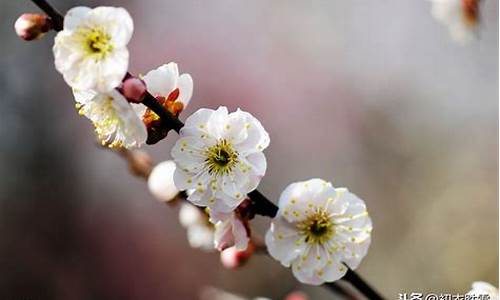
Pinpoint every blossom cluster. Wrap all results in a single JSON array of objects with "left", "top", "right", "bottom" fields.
[
  {"left": 15, "top": 0, "right": 494, "bottom": 295},
  {"left": 18, "top": 3, "right": 376, "bottom": 287},
  {"left": 52, "top": 6, "right": 193, "bottom": 148}
]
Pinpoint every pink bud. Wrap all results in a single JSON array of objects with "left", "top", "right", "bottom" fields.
[
  {"left": 220, "top": 244, "right": 255, "bottom": 269},
  {"left": 284, "top": 291, "right": 309, "bottom": 300},
  {"left": 14, "top": 13, "right": 52, "bottom": 41},
  {"left": 121, "top": 77, "right": 147, "bottom": 103}
]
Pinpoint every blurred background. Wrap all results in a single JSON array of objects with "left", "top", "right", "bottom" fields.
[{"left": 0, "top": 0, "right": 498, "bottom": 299}]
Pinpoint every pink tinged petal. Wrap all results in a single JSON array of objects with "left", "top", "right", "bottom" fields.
[
  {"left": 214, "top": 220, "right": 234, "bottom": 251},
  {"left": 231, "top": 218, "right": 249, "bottom": 251},
  {"left": 143, "top": 63, "right": 178, "bottom": 96},
  {"left": 63, "top": 6, "right": 91, "bottom": 31},
  {"left": 177, "top": 73, "right": 193, "bottom": 107}
]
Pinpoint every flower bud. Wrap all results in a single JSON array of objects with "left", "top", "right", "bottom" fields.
[
  {"left": 147, "top": 160, "right": 179, "bottom": 202},
  {"left": 125, "top": 149, "right": 153, "bottom": 178},
  {"left": 121, "top": 77, "right": 147, "bottom": 103},
  {"left": 14, "top": 13, "right": 52, "bottom": 41},
  {"left": 220, "top": 243, "right": 255, "bottom": 269},
  {"left": 284, "top": 292, "right": 309, "bottom": 300}
]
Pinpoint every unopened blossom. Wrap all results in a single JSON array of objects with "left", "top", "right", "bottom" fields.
[
  {"left": 73, "top": 89, "right": 147, "bottom": 148},
  {"left": 265, "top": 178, "right": 372, "bottom": 285},
  {"left": 15, "top": 13, "right": 52, "bottom": 41},
  {"left": 467, "top": 282, "right": 499, "bottom": 300},
  {"left": 53, "top": 6, "right": 133, "bottom": 92},
  {"left": 121, "top": 77, "right": 147, "bottom": 103},
  {"left": 147, "top": 160, "right": 179, "bottom": 202},
  {"left": 428, "top": 0, "right": 480, "bottom": 44},
  {"left": 143, "top": 62, "right": 193, "bottom": 116},
  {"left": 220, "top": 244, "right": 255, "bottom": 269},
  {"left": 172, "top": 106, "right": 269, "bottom": 212},
  {"left": 179, "top": 203, "right": 215, "bottom": 251},
  {"left": 210, "top": 209, "right": 249, "bottom": 251}
]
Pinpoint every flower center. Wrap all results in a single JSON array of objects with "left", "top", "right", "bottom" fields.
[
  {"left": 205, "top": 139, "right": 238, "bottom": 176},
  {"left": 78, "top": 27, "right": 113, "bottom": 59},
  {"left": 297, "top": 209, "right": 334, "bottom": 245}
]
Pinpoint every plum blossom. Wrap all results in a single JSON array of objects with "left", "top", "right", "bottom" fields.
[
  {"left": 179, "top": 202, "right": 215, "bottom": 251},
  {"left": 147, "top": 160, "right": 179, "bottom": 202},
  {"left": 171, "top": 106, "right": 269, "bottom": 212},
  {"left": 265, "top": 178, "right": 372, "bottom": 285},
  {"left": 53, "top": 6, "right": 133, "bottom": 92},
  {"left": 467, "top": 282, "right": 498, "bottom": 300},
  {"left": 210, "top": 209, "right": 249, "bottom": 251},
  {"left": 428, "top": 0, "right": 480, "bottom": 44},
  {"left": 73, "top": 88, "right": 147, "bottom": 148},
  {"left": 143, "top": 62, "right": 193, "bottom": 115},
  {"left": 132, "top": 62, "right": 193, "bottom": 144}
]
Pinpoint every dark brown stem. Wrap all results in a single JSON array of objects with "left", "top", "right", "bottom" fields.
[{"left": 31, "top": 0, "right": 63, "bottom": 30}]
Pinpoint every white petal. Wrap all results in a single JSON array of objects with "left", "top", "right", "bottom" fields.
[
  {"left": 177, "top": 73, "right": 193, "bottom": 107},
  {"left": 179, "top": 203, "right": 206, "bottom": 227},
  {"left": 147, "top": 160, "right": 178, "bottom": 202},
  {"left": 87, "top": 6, "right": 134, "bottom": 47},
  {"left": 72, "top": 88, "right": 97, "bottom": 104},
  {"left": 143, "top": 63, "right": 178, "bottom": 96},
  {"left": 291, "top": 262, "right": 323, "bottom": 285},
  {"left": 318, "top": 259, "right": 348, "bottom": 283},
  {"left": 63, "top": 6, "right": 91, "bottom": 31}
]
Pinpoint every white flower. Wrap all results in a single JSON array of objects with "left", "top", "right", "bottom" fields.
[
  {"left": 428, "top": 0, "right": 479, "bottom": 44},
  {"left": 209, "top": 210, "right": 249, "bottom": 251},
  {"left": 73, "top": 89, "right": 147, "bottom": 148},
  {"left": 142, "top": 62, "right": 193, "bottom": 115},
  {"left": 265, "top": 178, "right": 372, "bottom": 285},
  {"left": 147, "top": 160, "right": 179, "bottom": 202},
  {"left": 53, "top": 6, "right": 133, "bottom": 92},
  {"left": 467, "top": 282, "right": 499, "bottom": 300},
  {"left": 171, "top": 106, "right": 270, "bottom": 212},
  {"left": 179, "top": 203, "right": 215, "bottom": 251}
]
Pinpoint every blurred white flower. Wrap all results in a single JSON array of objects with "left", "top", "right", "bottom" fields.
[
  {"left": 179, "top": 203, "right": 215, "bottom": 251},
  {"left": 265, "top": 178, "right": 372, "bottom": 285},
  {"left": 210, "top": 210, "right": 249, "bottom": 251},
  {"left": 73, "top": 89, "right": 147, "bottom": 148},
  {"left": 428, "top": 0, "right": 479, "bottom": 44},
  {"left": 467, "top": 282, "right": 499, "bottom": 300},
  {"left": 147, "top": 160, "right": 179, "bottom": 202},
  {"left": 142, "top": 62, "right": 193, "bottom": 116},
  {"left": 172, "top": 106, "right": 269, "bottom": 212},
  {"left": 53, "top": 6, "right": 133, "bottom": 92}
]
